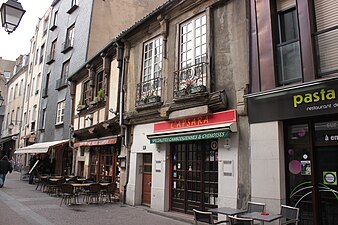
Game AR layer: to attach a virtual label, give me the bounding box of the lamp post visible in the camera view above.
[0,0,25,34]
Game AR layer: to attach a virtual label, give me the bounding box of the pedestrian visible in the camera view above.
[0,155,13,188]
[29,155,38,184]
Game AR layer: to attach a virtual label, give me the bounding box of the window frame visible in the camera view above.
[276,6,302,85]
[56,100,65,125]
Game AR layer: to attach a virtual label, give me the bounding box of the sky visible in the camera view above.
[0,0,53,61]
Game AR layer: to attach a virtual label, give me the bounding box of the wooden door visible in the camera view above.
[142,154,152,206]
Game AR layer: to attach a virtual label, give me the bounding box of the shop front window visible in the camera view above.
[90,146,116,183]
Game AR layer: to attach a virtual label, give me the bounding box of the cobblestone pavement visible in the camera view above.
[0,172,193,225]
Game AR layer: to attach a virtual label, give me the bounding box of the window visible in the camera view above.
[96,71,104,97]
[15,107,20,125]
[175,14,207,96]
[47,39,57,63]
[3,71,10,79]
[62,24,74,52]
[35,49,39,65]
[56,100,65,125]
[14,84,18,99]
[19,79,23,96]
[35,73,40,95]
[56,60,70,90]
[42,73,50,98]
[83,80,91,105]
[314,0,338,76]
[71,0,78,7]
[276,4,302,85]
[9,87,13,101]
[39,44,45,64]
[141,37,163,94]
[32,105,37,121]
[31,78,35,96]
[26,84,30,101]
[62,60,70,79]
[43,16,48,35]
[41,108,46,129]
[50,11,58,30]
[180,14,207,69]
[67,0,79,14]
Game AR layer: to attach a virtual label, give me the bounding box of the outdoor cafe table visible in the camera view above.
[241,211,283,225]
[208,207,247,216]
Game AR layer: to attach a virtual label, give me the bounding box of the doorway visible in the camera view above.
[142,153,152,206]
[170,139,218,214]
[285,119,338,225]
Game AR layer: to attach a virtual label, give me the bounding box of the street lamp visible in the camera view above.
[0,0,25,34]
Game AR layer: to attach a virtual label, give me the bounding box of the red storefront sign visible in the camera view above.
[154,109,237,133]
[74,137,117,147]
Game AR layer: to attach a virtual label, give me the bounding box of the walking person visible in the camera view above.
[29,155,38,184]
[0,155,13,188]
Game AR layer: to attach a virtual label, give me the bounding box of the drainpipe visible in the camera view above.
[116,41,129,204]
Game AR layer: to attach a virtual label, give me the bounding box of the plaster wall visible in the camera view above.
[250,121,286,213]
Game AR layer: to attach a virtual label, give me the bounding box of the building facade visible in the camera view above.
[1,55,29,160]
[121,0,250,214]
[248,0,338,224]
[68,0,168,198]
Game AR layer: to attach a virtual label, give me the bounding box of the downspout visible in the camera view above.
[116,41,129,204]
[68,81,75,175]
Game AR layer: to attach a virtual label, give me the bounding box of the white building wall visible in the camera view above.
[250,121,286,214]
[127,123,241,212]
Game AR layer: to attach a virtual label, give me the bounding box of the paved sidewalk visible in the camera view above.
[0,172,193,225]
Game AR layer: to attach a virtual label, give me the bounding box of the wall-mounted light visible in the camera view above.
[0,0,25,34]
[8,120,22,130]
[224,138,231,150]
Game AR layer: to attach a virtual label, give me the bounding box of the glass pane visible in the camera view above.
[279,9,298,43]
[287,124,309,144]
[277,41,302,84]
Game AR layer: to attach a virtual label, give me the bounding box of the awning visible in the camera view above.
[147,122,236,144]
[14,140,69,154]
[74,136,117,148]
[0,135,16,144]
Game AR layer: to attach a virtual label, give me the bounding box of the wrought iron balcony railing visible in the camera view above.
[136,77,162,106]
[173,62,208,98]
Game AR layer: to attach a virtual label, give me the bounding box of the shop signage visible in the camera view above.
[149,130,230,144]
[154,110,236,133]
[323,172,337,185]
[247,79,338,123]
[74,137,117,147]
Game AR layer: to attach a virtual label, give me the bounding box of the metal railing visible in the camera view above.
[173,62,208,98]
[136,77,162,106]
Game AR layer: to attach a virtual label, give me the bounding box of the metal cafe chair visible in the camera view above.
[228,215,254,225]
[59,184,77,206]
[193,209,228,224]
[247,201,266,213]
[280,205,300,225]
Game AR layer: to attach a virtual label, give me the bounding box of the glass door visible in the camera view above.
[171,139,218,214]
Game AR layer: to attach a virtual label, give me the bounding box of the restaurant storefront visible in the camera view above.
[126,110,240,214]
[247,78,338,225]
[74,136,119,184]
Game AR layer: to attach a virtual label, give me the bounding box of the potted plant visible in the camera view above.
[77,100,86,111]
[96,89,104,102]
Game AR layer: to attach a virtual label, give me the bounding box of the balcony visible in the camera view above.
[61,39,73,53]
[55,77,68,90]
[173,62,208,99]
[49,24,57,31]
[67,4,78,14]
[314,25,338,76]
[136,77,162,108]
[46,53,55,65]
